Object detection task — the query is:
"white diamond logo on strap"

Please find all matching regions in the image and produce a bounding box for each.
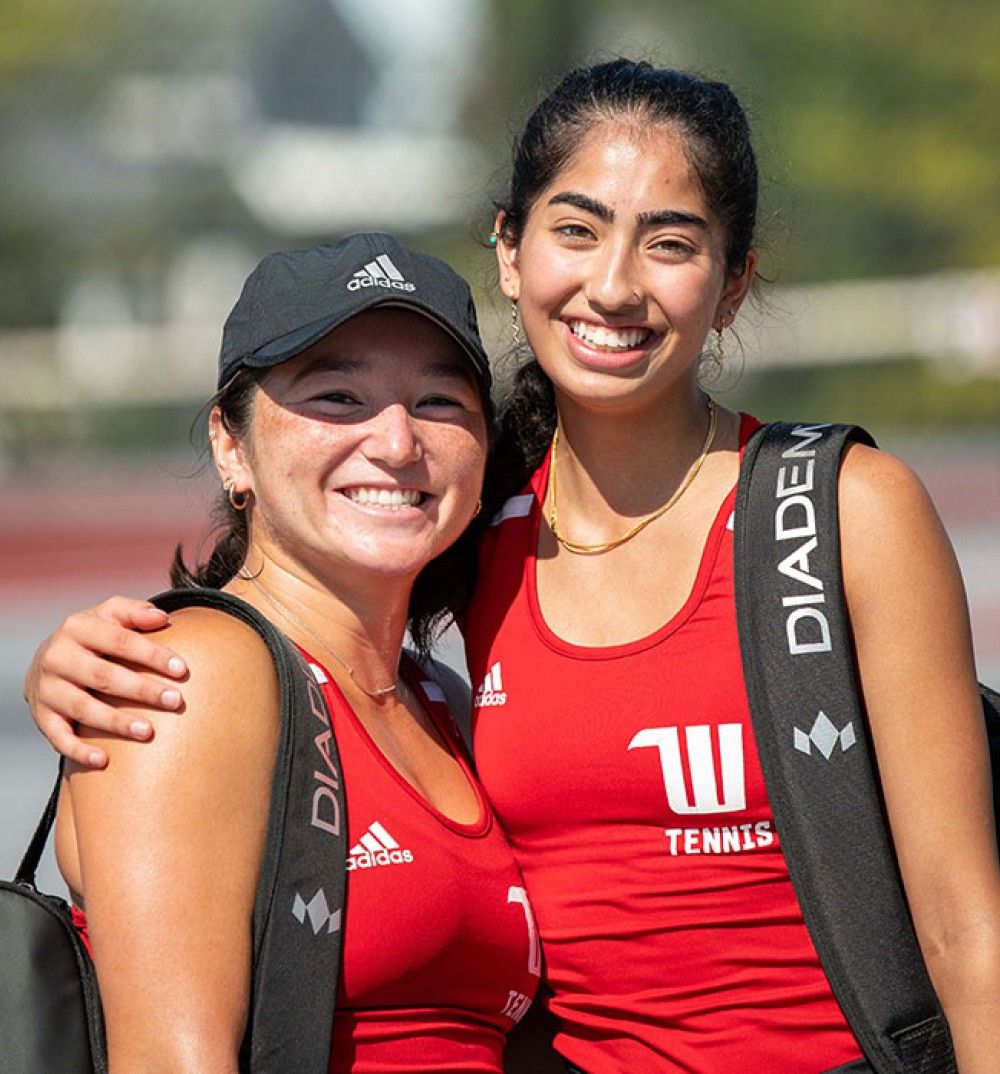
[292,887,342,935]
[348,253,415,293]
[794,711,856,759]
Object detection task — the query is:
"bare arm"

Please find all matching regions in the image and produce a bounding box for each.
[840,445,1000,1074]
[57,608,278,1072]
[24,596,190,767]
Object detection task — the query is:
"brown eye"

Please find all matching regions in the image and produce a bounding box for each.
[555,224,595,240]
[651,237,696,257]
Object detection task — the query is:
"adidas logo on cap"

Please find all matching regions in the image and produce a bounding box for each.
[474,661,507,708]
[346,820,414,871]
[347,253,416,293]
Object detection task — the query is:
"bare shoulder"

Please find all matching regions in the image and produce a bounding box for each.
[834,439,981,760]
[74,605,279,775]
[836,442,959,613]
[62,608,283,1068]
[837,441,939,533]
[155,605,277,684]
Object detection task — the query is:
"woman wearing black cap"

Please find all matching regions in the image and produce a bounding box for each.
[46,233,540,1072]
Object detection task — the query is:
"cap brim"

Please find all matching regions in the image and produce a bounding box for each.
[239,293,491,387]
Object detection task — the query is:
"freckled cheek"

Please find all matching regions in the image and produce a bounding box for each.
[430,429,487,495]
[262,422,351,488]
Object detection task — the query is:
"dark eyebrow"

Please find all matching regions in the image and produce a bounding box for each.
[548,191,613,222]
[547,192,708,233]
[636,208,708,231]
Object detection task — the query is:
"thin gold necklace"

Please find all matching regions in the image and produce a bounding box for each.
[241,572,398,700]
[548,399,718,557]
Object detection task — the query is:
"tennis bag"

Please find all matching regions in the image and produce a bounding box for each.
[0,588,347,1074]
[734,421,1000,1074]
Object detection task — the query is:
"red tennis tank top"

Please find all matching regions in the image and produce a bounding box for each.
[73,655,540,1074]
[465,414,864,1074]
[312,653,540,1073]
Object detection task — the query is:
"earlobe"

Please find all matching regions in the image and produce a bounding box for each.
[209,408,253,496]
[718,250,757,325]
[493,211,521,302]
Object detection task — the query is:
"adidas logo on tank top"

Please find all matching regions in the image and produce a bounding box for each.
[474,661,507,708]
[346,821,414,871]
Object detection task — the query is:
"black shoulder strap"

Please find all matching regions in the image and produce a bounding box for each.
[15,759,65,884]
[986,683,1000,824]
[734,422,957,1074]
[150,588,346,1074]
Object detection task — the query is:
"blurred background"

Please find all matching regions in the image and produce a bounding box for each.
[2,0,998,887]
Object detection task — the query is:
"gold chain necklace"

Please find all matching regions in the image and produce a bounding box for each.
[548,399,718,556]
[241,572,398,700]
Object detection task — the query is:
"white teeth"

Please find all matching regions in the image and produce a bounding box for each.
[569,321,651,350]
[345,487,422,509]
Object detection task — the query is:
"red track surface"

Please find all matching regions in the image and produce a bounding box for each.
[1,451,997,666]
[0,468,214,611]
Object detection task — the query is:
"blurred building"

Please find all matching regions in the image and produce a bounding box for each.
[0,0,489,419]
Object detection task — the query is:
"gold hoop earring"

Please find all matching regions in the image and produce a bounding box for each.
[226,481,250,511]
[510,300,521,347]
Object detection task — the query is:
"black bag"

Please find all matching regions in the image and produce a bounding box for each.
[0,588,348,1074]
[734,421,999,1074]
[0,763,107,1073]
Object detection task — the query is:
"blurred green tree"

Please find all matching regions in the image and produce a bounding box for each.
[478,0,1000,281]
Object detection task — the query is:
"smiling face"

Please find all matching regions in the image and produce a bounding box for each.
[497,120,755,419]
[212,307,488,590]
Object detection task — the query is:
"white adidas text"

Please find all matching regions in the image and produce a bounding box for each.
[474,661,507,707]
[346,821,414,871]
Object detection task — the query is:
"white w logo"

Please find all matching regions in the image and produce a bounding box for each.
[628,724,746,815]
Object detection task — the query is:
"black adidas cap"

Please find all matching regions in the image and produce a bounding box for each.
[218,233,491,390]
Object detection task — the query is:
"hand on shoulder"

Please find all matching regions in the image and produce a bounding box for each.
[59,605,281,1070]
[69,605,278,776]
